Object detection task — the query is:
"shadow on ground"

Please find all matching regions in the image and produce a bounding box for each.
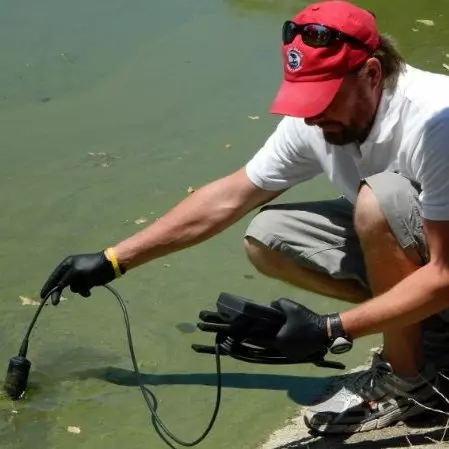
[73,366,339,406]
[74,366,449,448]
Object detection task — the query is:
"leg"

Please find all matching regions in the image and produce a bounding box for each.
[245,236,368,303]
[244,197,371,303]
[354,182,423,376]
[304,173,442,434]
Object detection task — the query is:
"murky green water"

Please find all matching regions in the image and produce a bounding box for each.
[0,1,448,448]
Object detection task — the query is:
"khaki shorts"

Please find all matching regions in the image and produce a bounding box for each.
[245,172,428,291]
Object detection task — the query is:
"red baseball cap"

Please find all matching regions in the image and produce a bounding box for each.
[270,0,380,118]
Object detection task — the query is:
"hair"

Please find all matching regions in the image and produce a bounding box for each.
[357,34,405,89]
[374,34,405,88]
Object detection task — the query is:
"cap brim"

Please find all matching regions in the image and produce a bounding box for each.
[270,78,344,118]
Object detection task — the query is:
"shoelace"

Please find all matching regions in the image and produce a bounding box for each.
[352,360,394,400]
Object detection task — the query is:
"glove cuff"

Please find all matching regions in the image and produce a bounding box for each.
[104,248,126,278]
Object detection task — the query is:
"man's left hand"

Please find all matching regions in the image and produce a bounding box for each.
[271,298,331,362]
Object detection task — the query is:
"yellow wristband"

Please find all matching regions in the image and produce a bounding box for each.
[105,247,122,279]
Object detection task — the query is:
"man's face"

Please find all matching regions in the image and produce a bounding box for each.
[304,58,382,145]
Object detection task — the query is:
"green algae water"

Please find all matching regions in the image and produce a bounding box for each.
[0,0,448,448]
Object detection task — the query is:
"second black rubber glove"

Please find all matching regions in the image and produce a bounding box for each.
[40,250,125,304]
[271,298,330,362]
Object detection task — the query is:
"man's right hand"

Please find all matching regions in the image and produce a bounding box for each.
[40,250,125,304]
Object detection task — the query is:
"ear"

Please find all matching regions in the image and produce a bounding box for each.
[365,57,382,89]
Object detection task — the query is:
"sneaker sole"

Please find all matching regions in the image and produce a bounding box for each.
[304,400,440,435]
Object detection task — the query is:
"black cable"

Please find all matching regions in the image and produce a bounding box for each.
[103,285,222,447]
[14,285,222,447]
[13,284,343,444]
[18,287,59,357]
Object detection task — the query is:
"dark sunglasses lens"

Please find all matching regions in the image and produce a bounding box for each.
[302,24,333,47]
[282,21,298,44]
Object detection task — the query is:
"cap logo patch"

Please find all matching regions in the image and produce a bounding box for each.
[286,47,303,72]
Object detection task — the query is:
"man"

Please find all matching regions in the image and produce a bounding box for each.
[40,0,449,435]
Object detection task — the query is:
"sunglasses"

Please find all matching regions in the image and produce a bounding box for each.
[282,21,372,52]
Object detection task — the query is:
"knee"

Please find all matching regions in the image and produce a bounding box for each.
[354,183,390,245]
[244,236,275,275]
[244,207,285,276]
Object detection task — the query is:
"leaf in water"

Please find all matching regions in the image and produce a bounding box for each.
[67,426,81,434]
[19,295,67,306]
[416,19,434,26]
[187,186,195,194]
[443,63,449,71]
[19,296,40,306]
[133,217,148,225]
[248,115,260,120]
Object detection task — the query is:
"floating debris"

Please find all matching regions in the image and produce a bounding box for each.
[133,217,148,225]
[248,115,260,120]
[163,263,171,268]
[87,152,121,168]
[443,63,449,71]
[19,296,40,306]
[224,144,232,149]
[61,52,76,63]
[411,28,419,32]
[416,19,434,26]
[40,97,51,103]
[67,426,81,434]
[243,274,255,280]
[19,295,67,306]
[187,186,195,194]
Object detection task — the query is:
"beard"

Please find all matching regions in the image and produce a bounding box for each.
[322,127,358,145]
[320,122,370,146]
[316,86,375,145]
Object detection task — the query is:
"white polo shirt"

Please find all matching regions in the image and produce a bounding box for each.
[245,64,449,221]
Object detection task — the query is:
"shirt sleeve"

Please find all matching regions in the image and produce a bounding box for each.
[417,110,449,220]
[245,116,323,191]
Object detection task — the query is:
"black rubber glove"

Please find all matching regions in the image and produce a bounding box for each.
[192,304,346,370]
[271,298,330,362]
[40,251,125,305]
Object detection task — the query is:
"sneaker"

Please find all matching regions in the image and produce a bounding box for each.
[304,354,441,434]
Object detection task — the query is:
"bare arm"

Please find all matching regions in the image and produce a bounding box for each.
[113,168,284,270]
[341,219,449,338]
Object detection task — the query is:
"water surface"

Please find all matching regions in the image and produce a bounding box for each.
[0,0,448,448]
